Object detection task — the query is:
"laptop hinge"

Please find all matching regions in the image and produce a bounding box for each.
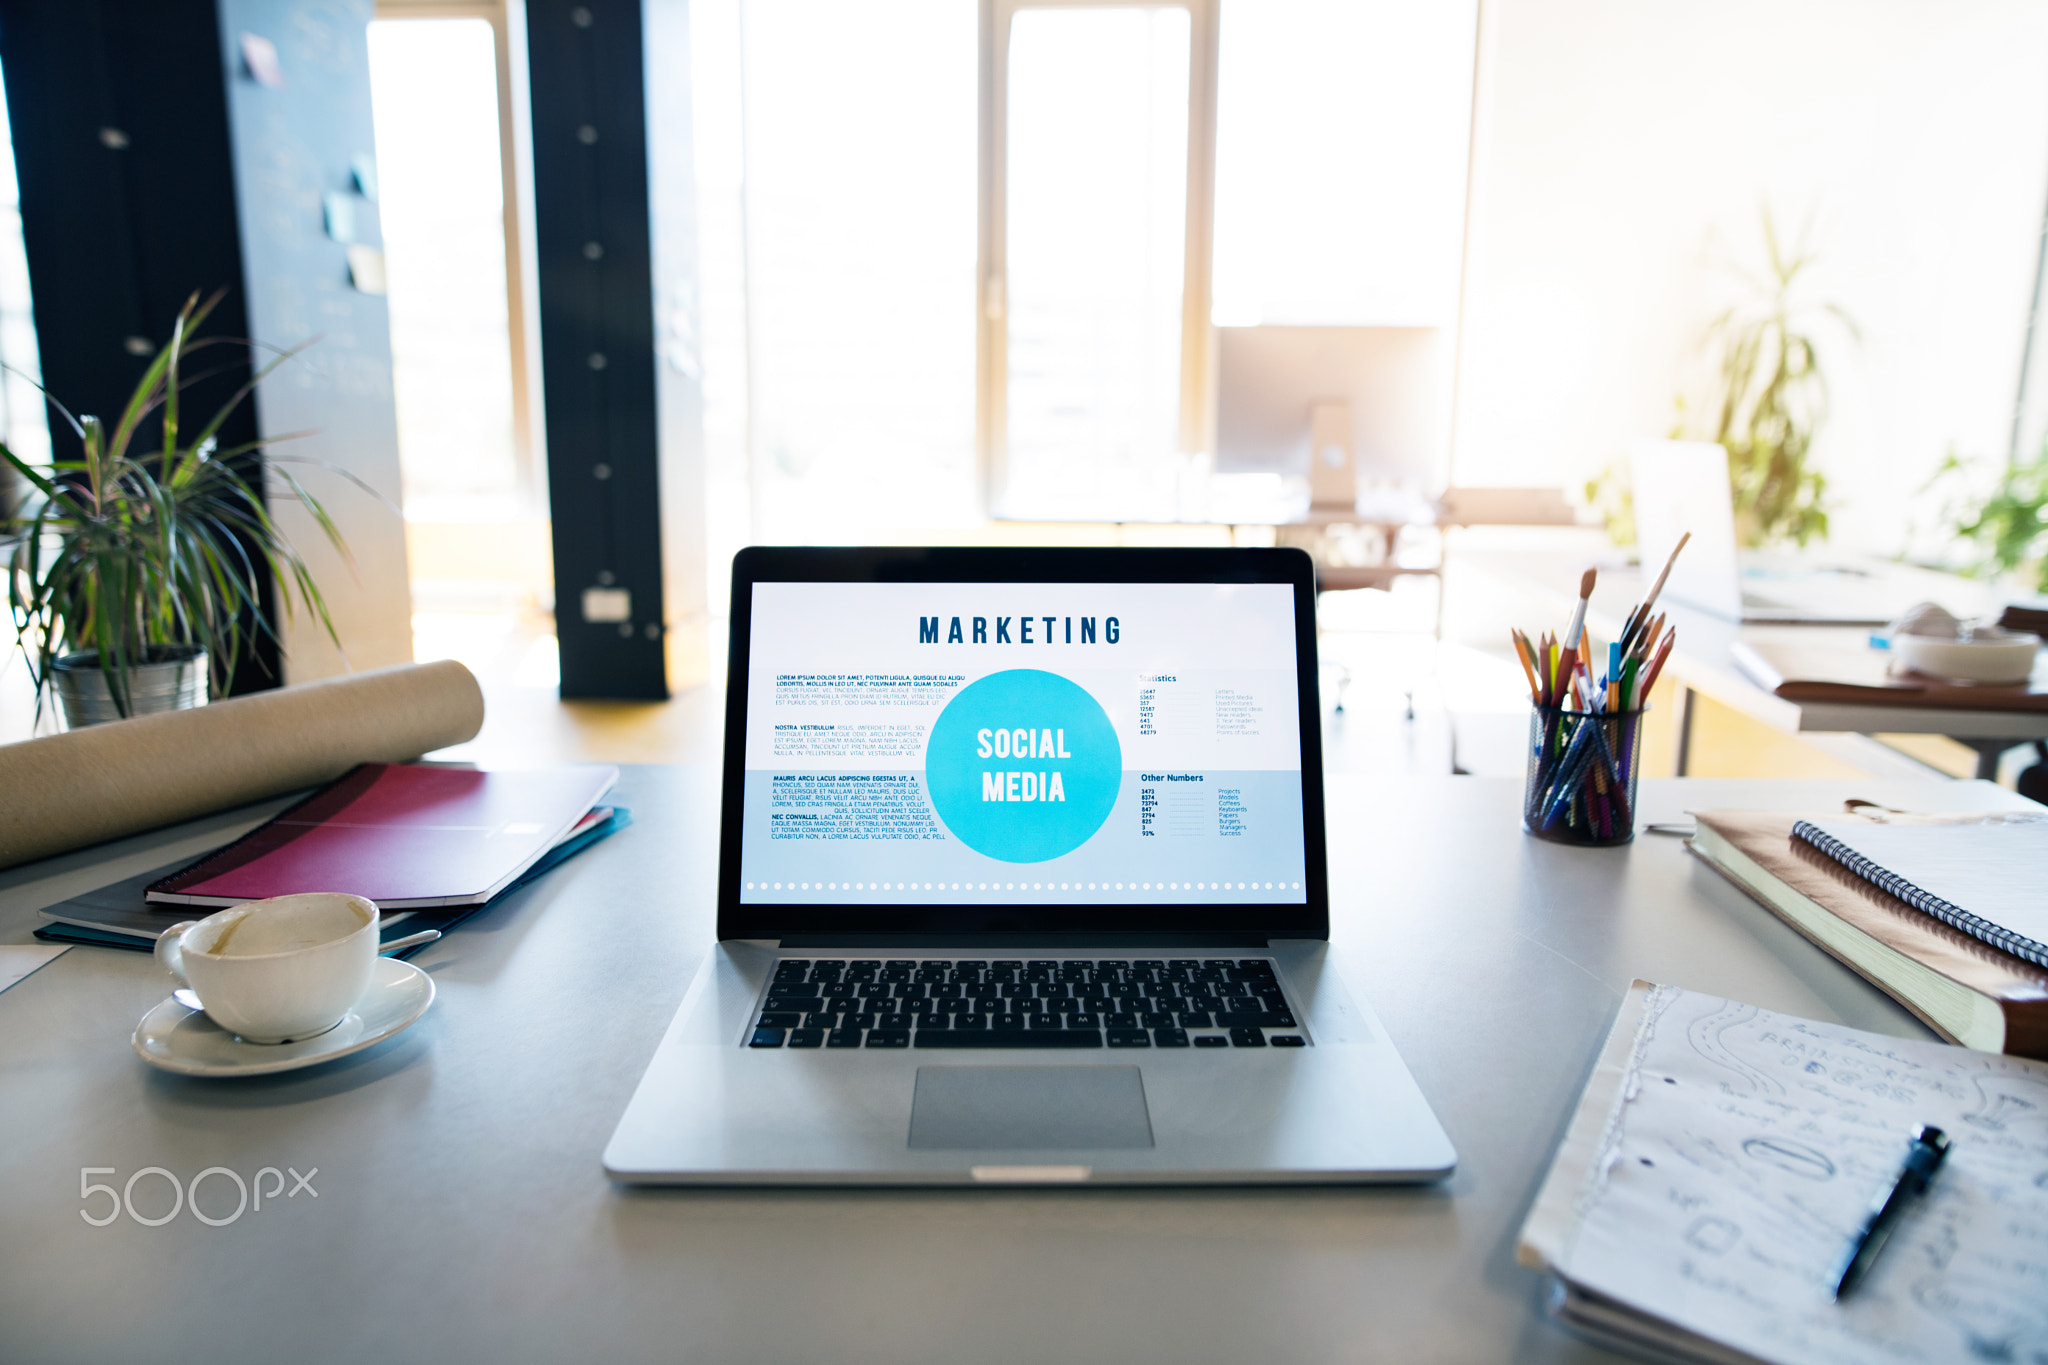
[771,931,1278,950]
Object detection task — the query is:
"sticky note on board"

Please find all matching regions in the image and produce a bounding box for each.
[346,244,387,295]
[240,32,284,88]
[323,192,357,245]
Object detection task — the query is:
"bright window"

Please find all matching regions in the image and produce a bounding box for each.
[367,15,523,522]
[1211,0,1476,328]
[1000,7,1192,518]
[0,62,46,470]
[978,0,1218,522]
[737,0,980,540]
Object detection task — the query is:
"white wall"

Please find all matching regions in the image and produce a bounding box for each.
[1453,0,2048,554]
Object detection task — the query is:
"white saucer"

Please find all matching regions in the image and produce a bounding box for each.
[132,957,435,1077]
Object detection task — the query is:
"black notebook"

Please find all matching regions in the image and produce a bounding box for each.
[1792,814,2048,970]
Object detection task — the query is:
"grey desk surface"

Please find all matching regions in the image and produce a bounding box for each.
[0,768,2034,1365]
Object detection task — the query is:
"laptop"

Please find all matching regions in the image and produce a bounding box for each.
[603,546,1456,1185]
[1629,441,1896,625]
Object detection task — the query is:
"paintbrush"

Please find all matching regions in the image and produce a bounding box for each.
[1563,568,1596,651]
[1635,611,1665,661]
[1622,532,1691,650]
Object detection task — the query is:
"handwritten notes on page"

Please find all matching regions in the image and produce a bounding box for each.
[1528,982,2048,1365]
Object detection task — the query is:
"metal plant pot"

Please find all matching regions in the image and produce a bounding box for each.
[52,646,209,728]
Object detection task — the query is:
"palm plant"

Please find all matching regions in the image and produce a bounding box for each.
[1699,213,1857,547]
[1,290,364,721]
[1582,213,1854,547]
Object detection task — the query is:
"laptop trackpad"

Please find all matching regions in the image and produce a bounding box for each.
[907,1066,1154,1149]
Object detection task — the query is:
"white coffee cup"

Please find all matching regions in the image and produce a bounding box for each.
[155,893,380,1044]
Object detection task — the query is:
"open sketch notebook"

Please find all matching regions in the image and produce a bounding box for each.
[1519,982,2048,1365]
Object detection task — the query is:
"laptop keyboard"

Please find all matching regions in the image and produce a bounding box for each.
[747,958,1305,1050]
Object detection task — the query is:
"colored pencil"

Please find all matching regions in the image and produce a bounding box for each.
[1511,630,1539,699]
[1639,632,1677,699]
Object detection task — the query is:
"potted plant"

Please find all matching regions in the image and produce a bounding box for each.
[1694,215,1857,547]
[1923,441,2048,590]
[1,290,362,728]
[1583,213,1856,548]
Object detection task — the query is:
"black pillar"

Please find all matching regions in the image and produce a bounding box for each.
[0,0,277,694]
[527,0,669,700]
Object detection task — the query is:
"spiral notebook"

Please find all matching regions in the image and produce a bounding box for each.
[1792,814,2048,970]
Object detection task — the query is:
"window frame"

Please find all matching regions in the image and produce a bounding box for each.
[371,0,547,516]
[976,0,1220,516]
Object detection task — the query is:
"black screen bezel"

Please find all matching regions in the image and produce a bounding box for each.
[714,546,1329,943]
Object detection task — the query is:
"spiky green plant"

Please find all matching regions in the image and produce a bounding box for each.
[1,290,369,720]
[1581,214,1854,547]
[1924,442,2048,591]
[1700,213,1857,547]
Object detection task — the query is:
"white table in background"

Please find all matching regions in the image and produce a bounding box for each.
[1462,548,2048,778]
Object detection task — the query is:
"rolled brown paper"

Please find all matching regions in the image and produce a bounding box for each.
[0,660,485,870]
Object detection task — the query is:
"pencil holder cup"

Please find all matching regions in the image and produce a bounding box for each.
[1522,706,1646,846]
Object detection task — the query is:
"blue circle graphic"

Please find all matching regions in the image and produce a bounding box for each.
[925,669,1122,863]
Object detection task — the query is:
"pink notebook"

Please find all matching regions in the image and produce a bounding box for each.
[146,763,620,909]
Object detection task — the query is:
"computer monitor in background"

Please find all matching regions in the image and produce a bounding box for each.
[1629,440,1746,619]
[1214,326,1450,511]
[1628,440,1897,625]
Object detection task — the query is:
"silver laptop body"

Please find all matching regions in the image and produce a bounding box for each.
[604,547,1455,1185]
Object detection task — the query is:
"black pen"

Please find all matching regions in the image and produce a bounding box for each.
[1831,1124,1951,1300]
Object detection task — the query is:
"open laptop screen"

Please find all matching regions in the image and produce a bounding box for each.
[718,548,1326,940]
